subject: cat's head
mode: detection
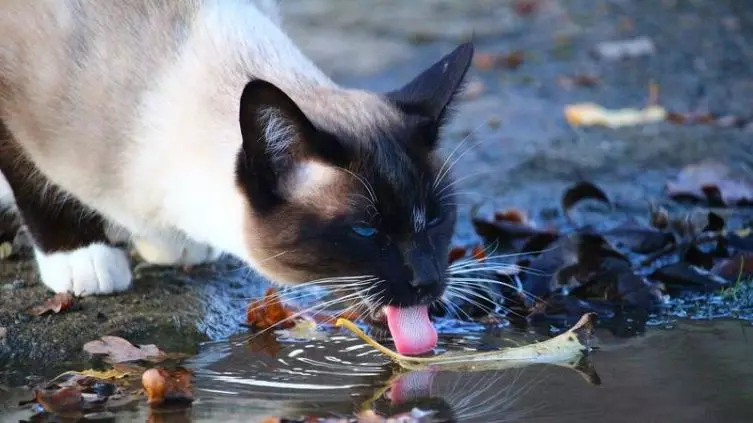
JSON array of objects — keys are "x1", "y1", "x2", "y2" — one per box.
[{"x1": 235, "y1": 43, "x2": 473, "y2": 317}]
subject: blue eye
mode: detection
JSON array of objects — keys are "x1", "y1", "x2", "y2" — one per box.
[
  {"x1": 351, "y1": 224, "x2": 378, "y2": 237},
  {"x1": 428, "y1": 214, "x2": 442, "y2": 227}
]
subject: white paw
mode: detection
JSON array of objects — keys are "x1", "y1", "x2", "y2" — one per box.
[
  {"x1": 34, "y1": 243, "x2": 133, "y2": 296},
  {"x1": 133, "y1": 237, "x2": 222, "y2": 266}
]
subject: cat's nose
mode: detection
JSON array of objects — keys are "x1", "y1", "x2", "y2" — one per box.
[{"x1": 409, "y1": 277, "x2": 439, "y2": 288}]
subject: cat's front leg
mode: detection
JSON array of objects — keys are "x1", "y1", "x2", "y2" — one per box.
[
  {"x1": 0, "y1": 157, "x2": 132, "y2": 296},
  {"x1": 132, "y1": 235, "x2": 223, "y2": 267}
]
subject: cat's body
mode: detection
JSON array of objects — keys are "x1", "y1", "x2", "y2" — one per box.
[{"x1": 0, "y1": 0, "x2": 472, "y2": 354}]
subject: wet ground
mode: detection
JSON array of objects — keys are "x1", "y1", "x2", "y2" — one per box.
[{"x1": 2, "y1": 0, "x2": 753, "y2": 421}]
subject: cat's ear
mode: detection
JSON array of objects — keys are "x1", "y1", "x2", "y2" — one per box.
[
  {"x1": 386, "y1": 42, "x2": 474, "y2": 133},
  {"x1": 237, "y1": 79, "x2": 350, "y2": 211}
]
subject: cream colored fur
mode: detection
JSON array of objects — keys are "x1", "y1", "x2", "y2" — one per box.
[{"x1": 0, "y1": 0, "x2": 401, "y2": 295}]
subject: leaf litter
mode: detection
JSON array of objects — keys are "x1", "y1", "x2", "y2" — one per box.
[{"x1": 27, "y1": 292, "x2": 75, "y2": 316}]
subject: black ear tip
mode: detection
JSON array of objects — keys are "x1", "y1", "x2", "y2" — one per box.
[{"x1": 443, "y1": 42, "x2": 474, "y2": 72}]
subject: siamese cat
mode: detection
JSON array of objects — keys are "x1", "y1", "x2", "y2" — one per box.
[{"x1": 0, "y1": 0, "x2": 473, "y2": 355}]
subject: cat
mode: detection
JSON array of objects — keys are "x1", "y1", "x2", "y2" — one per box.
[{"x1": 0, "y1": 0, "x2": 473, "y2": 354}]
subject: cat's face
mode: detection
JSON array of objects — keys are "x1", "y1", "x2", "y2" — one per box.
[{"x1": 235, "y1": 43, "x2": 473, "y2": 313}]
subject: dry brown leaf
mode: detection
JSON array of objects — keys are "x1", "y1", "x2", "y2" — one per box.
[
  {"x1": 666, "y1": 161, "x2": 753, "y2": 206},
  {"x1": 448, "y1": 246, "x2": 467, "y2": 264},
  {"x1": 712, "y1": 252, "x2": 753, "y2": 281},
  {"x1": 513, "y1": 0, "x2": 540, "y2": 16},
  {"x1": 558, "y1": 74, "x2": 601, "y2": 90},
  {"x1": 141, "y1": 367, "x2": 194, "y2": 407},
  {"x1": 34, "y1": 386, "x2": 83, "y2": 415},
  {"x1": 494, "y1": 208, "x2": 529, "y2": 224},
  {"x1": 565, "y1": 103, "x2": 666, "y2": 128},
  {"x1": 28, "y1": 292, "x2": 75, "y2": 316},
  {"x1": 472, "y1": 50, "x2": 525, "y2": 71},
  {"x1": 83, "y1": 336, "x2": 164, "y2": 364},
  {"x1": 246, "y1": 288, "x2": 295, "y2": 329}
]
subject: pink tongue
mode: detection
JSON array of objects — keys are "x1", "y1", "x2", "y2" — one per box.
[{"x1": 384, "y1": 305, "x2": 438, "y2": 355}]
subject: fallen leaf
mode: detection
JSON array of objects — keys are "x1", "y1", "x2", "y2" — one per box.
[
  {"x1": 471, "y1": 245, "x2": 486, "y2": 260},
  {"x1": 28, "y1": 292, "x2": 75, "y2": 316},
  {"x1": 711, "y1": 252, "x2": 753, "y2": 281},
  {"x1": 592, "y1": 36, "x2": 656, "y2": 61},
  {"x1": 246, "y1": 288, "x2": 295, "y2": 330},
  {"x1": 565, "y1": 103, "x2": 667, "y2": 128},
  {"x1": 448, "y1": 246, "x2": 467, "y2": 264},
  {"x1": 336, "y1": 313, "x2": 597, "y2": 372},
  {"x1": 472, "y1": 50, "x2": 524, "y2": 70},
  {"x1": 649, "y1": 202, "x2": 670, "y2": 230},
  {"x1": 141, "y1": 367, "x2": 194, "y2": 407},
  {"x1": 34, "y1": 386, "x2": 83, "y2": 415},
  {"x1": 666, "y1": 161, "x2": 753, "y2": 206},
  {"x1": 558, "y1": 74, "x2": 600, "y2": 89},
  {"x1": 650, "y1": 262, "x2": 730, "y2": 295},
  {"x1": 513, "y1": 0, "x2": 540, "y2": 16},
  {"x1": 602, "y1": 221, "x2": 675, "y2": 254},
  {"x1": 494, "y1": 208, "x2": 528, "y2": 224},
  {"x1": 666, "y1": 111, "x2": 716, "y2": 125},
  {"x1": 561, "y1": 181, "x2": 612, "y2": 217},
  {"x1": 83, "y1": 336, "x2": 164, "y2": 364},
  {"x1": 78, "y1": 368, "x2": 134, "y2": 380},
  {"x1": 0, "y1": 241, "x2": 13, "y2": 260}
]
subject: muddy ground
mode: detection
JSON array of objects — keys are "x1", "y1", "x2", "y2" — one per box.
[{"x1": 2, "y1": 0, "x2": 753, "y2": 383}]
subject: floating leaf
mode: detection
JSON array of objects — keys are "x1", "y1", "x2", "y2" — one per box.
[
  {"x1": 561, "y1": 181, "x2": 611, "y2": 216},
  {"x1": 335, "y1": 313, "x2": 597, "y2": 372},
  {"x1": 28, "y1": 292, "x2": 75, "y2": 316},
  {"x1": 34, "y1": 386, "x2": 83, "y2": 415},
  {"x1": 83, "y1": 336, "x2": 164, "y2": 364},
  {"x1": 246, "y1": 288, "x2": 295, "y2": 330},
  {"x1": 141, "y1": 367, "x2": 194, "y2": 407}
]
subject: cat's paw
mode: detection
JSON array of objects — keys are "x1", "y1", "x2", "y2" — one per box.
[
  {"x1": 133, "y1": 237, "x2": 222, "y2": 267},
  {"x1": 34, "y1": 243, "x2": 133, "y2": 296}
]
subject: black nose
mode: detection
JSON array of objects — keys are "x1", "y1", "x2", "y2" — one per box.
[{"x1": 409, "y1": 278, "x2": 439, "y2": 288}]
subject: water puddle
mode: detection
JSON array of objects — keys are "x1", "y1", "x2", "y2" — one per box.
[{"x1": 3, "y1": 317, "x2": 751, "y2": 422}]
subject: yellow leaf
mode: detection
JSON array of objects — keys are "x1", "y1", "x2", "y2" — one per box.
[{"x1": 79, "y1": 368, "x2": 133, "y2": 380}]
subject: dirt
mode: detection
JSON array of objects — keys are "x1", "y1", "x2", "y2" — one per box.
[{"x1": 2, "y1": 0, "x2": 753, "y2": 386}]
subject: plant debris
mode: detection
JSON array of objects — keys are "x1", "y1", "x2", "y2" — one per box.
[
  {"x1": 27, "y1": 292, "x2": 75, "y2": 316},
  {"x1": 592, "y1": 36, "x2": 656, "y2": 60},
  {"x1": 83, "y1": 336, "x2": 165, "y2": 364},
  {"x1": 0, "y1": 327, "x2": 6, "y2": 343},
  {"x1": 472, "y1": 50, "x2": 525, "y2": 70},
  {"x1": 558, "y1": 74, "x2": 600, "y2": 89},
  {"x1": 666, "y1": 161, "x2": 753, "y2": 206},
  {"x1": 22, "y1": 371, "x2": 139, "y2": 418},
  {"x1": 141, "y1": 367, "x2": 194, "y2": 407},
  {"x1": 564, "y1": 102, "x2": 667, "y2": 128},
  {"x1": 247, "y1": 287, "x2": 295, "y2": 329},
  {"x1": 712, "y1": 252, "x2": 753, "y2": 281},
  {"x1": 561, "y1": 181, "x2": 612, "y2": 218},
  {"x1": 336, "y1": 313, "x2": 596, "y2": 372}
]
